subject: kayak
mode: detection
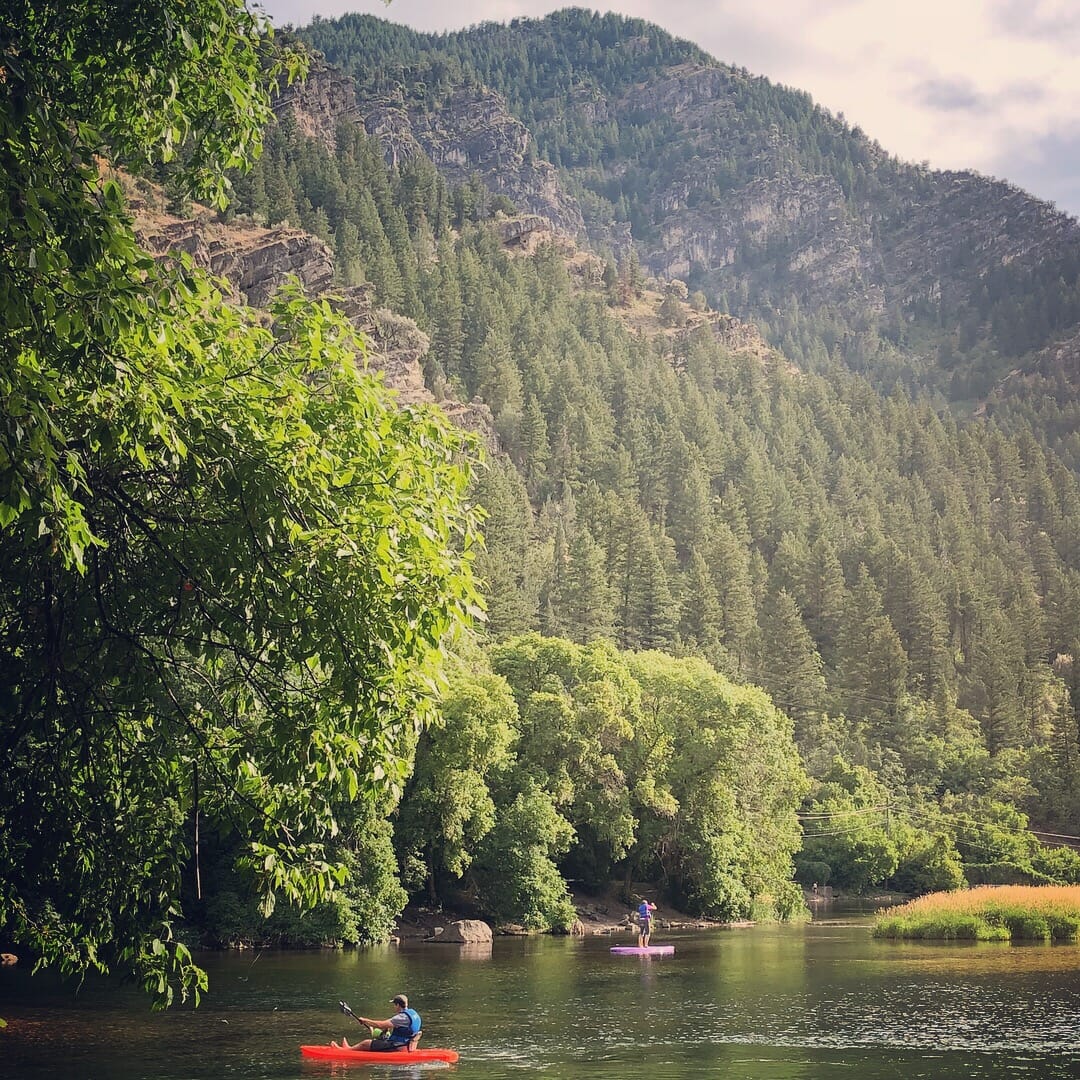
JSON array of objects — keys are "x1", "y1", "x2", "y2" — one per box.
[
  {"x1": 610, "y1": 945, "x2": 675, "y2": 956},
  {"x1": 301, "y1": 1045, "x2": 460, "y2": 1063}
]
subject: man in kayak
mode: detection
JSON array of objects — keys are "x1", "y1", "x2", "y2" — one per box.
[
  {"x1": 332, "y1": 994, "x2": 422, "y2": 1052},
  {"x1": 637, "y1": 899, "x2": 657, "y2": 947}
]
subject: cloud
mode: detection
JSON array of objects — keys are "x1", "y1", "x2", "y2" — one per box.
[
  {"x1": 913, "y1": 78, "x2": 989, "y2": 115},
  {"x1": 991, "y1": 0, "x2": 1080, "y2": 43},
  {"x1": 992, "y1": 125, "x2": 1080, "y2": 215}
]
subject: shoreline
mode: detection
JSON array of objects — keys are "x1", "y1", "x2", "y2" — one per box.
[{"x1": 395, "y1": 889, "x2": 757, "y2": 940}]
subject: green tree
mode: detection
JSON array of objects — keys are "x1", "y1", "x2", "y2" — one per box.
[
  {"x1": 397, "y1": 660, "x2": 517, "y2": 904},
  {"x1": 1, "y1": 3, "x2": 481, "y2": 1007},
  {"x1": 471, "y1": 781, "x2": 577, "y2": 930},
  {"x1": 629, "y1": 652, "x2": 807, "y2": 918},
  {"x1": 757, "y1": 589, "x2": 828, "y2": 744},
  {"x1": 796, "y1": 759, "x2": 898, "y2": 892},
  {"x1": 554, "y1": 527, "x2": 618, "y2": 643}
]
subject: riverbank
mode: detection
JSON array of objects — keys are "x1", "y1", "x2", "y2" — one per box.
[{"x1": 394, "y1": 887, "x2": 745, "y2": 940}]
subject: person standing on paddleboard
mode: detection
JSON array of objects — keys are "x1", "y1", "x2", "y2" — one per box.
[
  {"x1": 637, "y1": 899, "x2": 657, "y2": 947},
  {"x1": 332, "y1": 994, "x2": 421, "y2": 1052}
]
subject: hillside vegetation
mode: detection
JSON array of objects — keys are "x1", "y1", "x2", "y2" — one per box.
[
  {"x1": 8, "y1": 4, "x2": 1080, "y2": 1010},
  {"x1": 227, "y1": 75, "x2": 1080, "y2": 914},
  {"x1": 301, "y1": 9, "x2": 1080, "y2": 403}
]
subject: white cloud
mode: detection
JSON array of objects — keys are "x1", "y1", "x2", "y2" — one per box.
[{"x1": 257, "y1": 0, "x2": 1080, "y2": 216}]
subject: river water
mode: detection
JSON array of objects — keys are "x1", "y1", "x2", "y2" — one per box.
[{"x1": 3, "y1": 909, "x2": 1080, "y2": 1079}]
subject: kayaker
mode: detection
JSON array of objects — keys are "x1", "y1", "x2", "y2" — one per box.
[
  {"x1": 332, "y1": 994, "x2": 422, "y2": 1052},
  {"x1": 637, "y1": 899, "x2": 657, "y2": 947}
]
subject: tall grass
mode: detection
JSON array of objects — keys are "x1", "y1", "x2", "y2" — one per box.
[{"x1": 873, "y1": 885, "x2": 1080, "y2": 942}]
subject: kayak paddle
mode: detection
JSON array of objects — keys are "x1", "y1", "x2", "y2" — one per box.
[
  {"x1": 339, "y1": 1000, "x2": 364, "y2": 1026},
  {"x1": 339, "y1": 1000, "x2": 380, "y2": 1039}
]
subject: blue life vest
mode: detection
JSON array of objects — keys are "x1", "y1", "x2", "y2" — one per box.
[
  {"x1": 388, "y1": 1008, "x2": 422, "y2": 1045},
  {"x1": 638, "y1": 902, "x2": 652, "y2": 920}
]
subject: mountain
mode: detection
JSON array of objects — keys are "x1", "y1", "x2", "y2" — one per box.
[
  {"x1": 200, "y1": 12, "x2": 1080, "y2": 890},
  {"x1": 299, "y1": 9, "x2": 1080, "y2": 402}
]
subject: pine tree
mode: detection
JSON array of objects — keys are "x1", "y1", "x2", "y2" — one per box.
[
  {"x1": 837, "y1": 566, "x2": 910, "y2": 737},
  {"x1": 704, "y1": 519, "x2": 758, "y2": 672},
  {"x1": 429, "y1": 247, "x2": 465, "y2": 383},
  {"x1": 624, "y1": 531, "x2": 680, "y2": 651},
  {"x1": 963, "y1": 609, "x2": 1025, "y2": 754},
  {"x1": 555, "y1": 527, "x2": 617, "y2": 642},
  {"x1": 681, "y1": 549, "x2": 723, "y2": 650},
  {"x1": 757, "y1": 588, "x2": 827, "y2": 747},
  {"x1": 474, "y1": 459, "x2": 540, "y2": 637}
]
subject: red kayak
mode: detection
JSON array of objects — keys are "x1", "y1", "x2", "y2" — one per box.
[{"x1": 301, "y1": 1044, "x2": 459, "y2": 1064}]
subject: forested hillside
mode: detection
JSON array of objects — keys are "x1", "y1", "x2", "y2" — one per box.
[
  {"x1": 226, "y1": 61, "x2": 1080, "y2": 915},
  {"x1": 299, "y1": 10, "x2": 1080, "y2": 402}
]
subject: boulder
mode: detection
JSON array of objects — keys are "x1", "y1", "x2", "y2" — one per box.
[
  {"x1": 436, "y1": 919, "x2": 493, "y2": 944},
  {"x1": 497, "y1": 923, "x2": 530, "y2": 936}
]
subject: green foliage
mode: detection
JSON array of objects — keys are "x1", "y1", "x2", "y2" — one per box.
[
  {"x1": 626, "y1": 652, "x2": 807, "y2": 917},
  {"x1": 93, "y1": 5, "x2": 1080, "y2": 927},
  {"x1": 889, "y1": 829, "x2": 966, "y2": 895},
  {"x1": 0, "y1": 2, "x2": 481, "y2": 1007},
  {"x1": 396, "y1": 654, "x2": 517, "y2": 901},
  {"x1": 1031, "y1": 845, "x2": 1080, "y2": 884},
  {"x1": 242, "y1": 98, "x2": 1080, "y2": 861},
  {"x1": 874, "y1": 912, "x2": 1011, "y2": 941},
  {"x1": 796, "y1": 758, "x2": 899, "y2": 892},
  {"x1": 397, "y1": 635, "x2": 805, "y2": 926},
  {"x1": 472, "y1": 781, "x2": 578, "y2": 931},
  {"x1": 963, "y1": 863, "x2": 1057, "y2": 887},
  {"x1": 874, "y1": 887, "x2": 1080, "y2": 941},
  {"x1": 490, "y1": 634, "x2": 640, "y2": 876}
]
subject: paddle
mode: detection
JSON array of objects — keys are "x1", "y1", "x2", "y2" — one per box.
[{"x1": 339, "y1": 1001, "x2": 380, "y2": 1040}]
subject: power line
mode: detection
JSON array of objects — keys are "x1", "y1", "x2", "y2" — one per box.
[
  {"x1": 797, "y1": 805, "x2": 889, "y2": 819},
  {"x1": 1030, "y1": 828, "x2": 1080, "y2": 842},
  {"x1": 898, "y1": 805, "x2": 1080, "y2": 856}
]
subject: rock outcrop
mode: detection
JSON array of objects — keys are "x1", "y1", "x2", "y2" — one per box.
[
  {"x1": 589, "y1": 58, "x2": 1080, "y2": 325},
  {"x1": 429, "y1": 919, "x2": 493, "y2": 944},
  {"x1": 131, "y1": 201, "x2": 497, "y2": 439},
  {"x1": 360, "y1": 87, "x2": 586, "y2": 241},
  {"x1": 270, "y1": 66, "x2": 585, "y2": 239},
  {"x1": 136, "y1": 217, "x2": 335, "y2": 307},
  {"x1": 271, "y1": 57, "x2": 359, "y2": 151}
]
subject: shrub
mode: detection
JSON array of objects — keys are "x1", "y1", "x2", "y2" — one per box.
[
  {"x1": 963, "y1": 862, "x2": 1055, "y2": 886},
  {"x1": 872, "y1": 885, "x2": 1080, "y2": 941},
  {"x1": 890, "y1": 833, "x2": 965, "y2": 895}
]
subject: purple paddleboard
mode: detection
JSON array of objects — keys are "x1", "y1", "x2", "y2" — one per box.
[{"x1": 609, "y1": 945, "x2": 675, "y2": 955}]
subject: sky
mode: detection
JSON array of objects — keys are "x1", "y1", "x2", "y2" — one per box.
[{"x1": 256, "y1": 0, "x2": 1080, "y2": 219}]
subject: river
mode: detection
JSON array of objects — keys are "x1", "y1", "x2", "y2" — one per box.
[{"x1": 3, "y1": 908, "x2": 1079, "y2": 1079}]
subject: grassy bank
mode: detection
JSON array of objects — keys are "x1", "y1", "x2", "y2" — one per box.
[{"x1": 873, "y1": 885, "x2": 1080, "y2": 942}]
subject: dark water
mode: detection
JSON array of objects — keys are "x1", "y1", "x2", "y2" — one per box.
[{"x1": 3, "y1": 911, "x2": 1080, "y2": 1079}]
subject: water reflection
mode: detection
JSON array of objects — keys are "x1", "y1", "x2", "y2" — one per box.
[{"x1": 450, "y1": 942, "x2": 493, "y2": 961}]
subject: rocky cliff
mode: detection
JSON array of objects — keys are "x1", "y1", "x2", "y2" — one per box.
[
  {"x1": 594, "y1": 58, "x2": 1080, "y2": 327},
  {"x1": 381, "y1": 85, "x2": 584, "y2": 239},
  {"x1": 128, "y1": 186, "x2": 496, "y2": 437},
  {"x1": 272, "y1": 58, "x2": 585, "y2": 240},
  {"x1": 271, "y1": 56, "x2": 360, "y2": 151}
]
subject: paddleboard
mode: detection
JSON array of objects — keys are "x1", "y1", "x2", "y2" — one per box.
[{"x1": 609, "y1": 945, "x2": 675, "y2": 955}]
